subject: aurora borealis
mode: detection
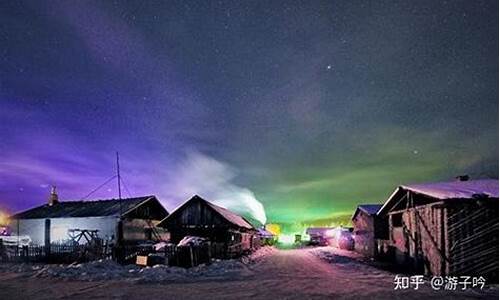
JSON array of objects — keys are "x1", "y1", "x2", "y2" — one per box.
[{"x1": 0, "y1": 1, "x2": 498, "y2": 226}]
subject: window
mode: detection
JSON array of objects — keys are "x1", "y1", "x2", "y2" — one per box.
[
  {"x1": 144, "y1": 228, "x2": 153, "y2": 240},
  {"x1": 392, "y1": 213, "x2": 403, "y2": 227}
]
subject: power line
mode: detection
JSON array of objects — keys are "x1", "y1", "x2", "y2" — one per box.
[
  {"x1": 120, "y1": 176, "x2": 133, "y2": 198},
  {"x1": 79, "y1": 175, "x2": 117, "y2": 201}
]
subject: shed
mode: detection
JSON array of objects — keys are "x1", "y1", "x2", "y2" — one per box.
[
  {"x1": 351, "y1": 204, "x2": 383, "y2": 257},
  {"x1": 10, "y1": 192, "x2": 169, "y2": 246},
  {"x1": 377, "y1": 179, "x2": 498, "y2": 279},
  {"x1": 158, "y1": 195, "x2": 257, "y2": 254},
  {"x1": 257, "y1": 228, "x2": 276, "y2": 245}
]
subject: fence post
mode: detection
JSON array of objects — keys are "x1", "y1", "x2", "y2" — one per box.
[
  {"x1": 0, "y1": 239, "x2": 5, "y2": 261},
  {"x1": 44, "y1": 219, "x2": 51, "y2": 261},
  {"x1": 189, "y1": 246, "x2": 194, "y2": 268},
  {"x1": 207, "y1": 242, "x2": 211, "y2": 264}
]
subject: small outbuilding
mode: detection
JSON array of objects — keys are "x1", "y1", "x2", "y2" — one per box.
[
  {"x1": 257, "y1": 228, "x2": 276, "y2": 245},
  {"x1": 351, "y1": 204, "x2": 383, "y2": 257},
  {"x1": 377, "y1": 179, "x2": 498, "y2": 279},
  {"x1": 158, "y1": 195, "x2": 257, "y2": 255},
  {"x1": 10, "y1": 189, "x2": 169, "y2": 247}
]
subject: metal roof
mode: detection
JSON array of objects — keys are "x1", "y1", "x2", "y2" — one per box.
[{"x1": 11, "y1": 195, "x2": 159, "y2": 219}]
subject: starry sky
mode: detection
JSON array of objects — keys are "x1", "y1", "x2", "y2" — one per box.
[{"x1": 0, "y1": 1, "x2": 498, "y2": 226}]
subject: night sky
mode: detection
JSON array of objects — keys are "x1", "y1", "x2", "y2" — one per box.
[{"x1": 0, "y1": 1, "x2": 498, "y2": 226}]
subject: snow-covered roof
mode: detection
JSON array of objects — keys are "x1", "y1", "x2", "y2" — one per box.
[
  {"x1": 378, "y1": 179, "x2": 499, "y2": 216},
  {"x1": 204, "y1": 199, "x2": 255, "y2": 230},
  {"x1": 159, "y1": 195, "x2": 255, "y2": 230},
  {"x1": 11, "y1": 195, "x2": 166, "y2": 219},
  {"x1": 352, "y1": 204, "x2": 382, "y2": 220},
  {"x1": 257, "y1": 228, "x2": 275, "y2": 237},
  {"x1": 401, "y1": 179, "x2": 498, "y2": 199}
]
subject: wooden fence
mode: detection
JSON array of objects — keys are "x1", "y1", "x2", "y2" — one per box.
[
  {"x1": 1, "y1": 239, "x2": 253, "y2": 268},
  {"x1": 0, "y1": 240, "x2": 112, "y2": 264}
]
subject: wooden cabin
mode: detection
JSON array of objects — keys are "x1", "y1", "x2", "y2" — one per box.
[
  {"x1": 376, "y1": 179, "x2": 498, "y2": 280},
  {"x1": 351, "y1": 204, "x2": 383, "y2": 257},
  {"x1": 158, "y1": 195, "x2": 257, "y2": 255},
  {"x1": 10, "y1": 190, "x2": 169, "y2": 246}
]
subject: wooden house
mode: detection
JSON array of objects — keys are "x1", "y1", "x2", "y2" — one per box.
[
  {"x1": 10, "y1": 189, "x2": 169, "y2": 247},
  {"x1": 376, "y1": 179, "x2": 498, "y2": 279},
  {"x1": 351, "y1": 204, "x2": 383, "y2": 257},
  {"x1": 158, "y1": 195, "x2": 257, "y2": 254}
]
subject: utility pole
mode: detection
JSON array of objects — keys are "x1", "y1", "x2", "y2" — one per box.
[
  {"x1": 115, "y1": 151, "x2": 124, "y2": 263},
  {"x1": 116, "y1": 152, "x2": 122, "y2": 216}
]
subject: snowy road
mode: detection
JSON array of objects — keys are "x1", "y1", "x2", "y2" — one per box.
[{"x1": 0, "y1": 247, "x2": 497, "y2": 299}]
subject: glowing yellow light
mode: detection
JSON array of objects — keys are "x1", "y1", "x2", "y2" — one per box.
[
  {"x1": 0, "y1": 211, "x2": 9, "y2": 226},
  {"x1": 265, "y1": 223, "x2": 281, "y2": 236}
]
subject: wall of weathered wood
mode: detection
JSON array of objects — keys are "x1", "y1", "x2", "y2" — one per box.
[
  {"x1": 353, "y1": 211, "x2": 376, "y2": 257},
  {"x1": 388, "y1": 205, "x2": 446, "y2": 275},
  {"x1": 385, "y1": 198, "x2": 498, "y2": 278},
  {"x1": 121, "y1": 218, "x2": 169, "y2": 242},
  {"x1": 445, "y1": 200, "x2": 498, "y2": 280}
]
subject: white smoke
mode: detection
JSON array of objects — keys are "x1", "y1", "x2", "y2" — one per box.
[{"x1": 169, "y1": 151, "x2": 267, "y2": 225}]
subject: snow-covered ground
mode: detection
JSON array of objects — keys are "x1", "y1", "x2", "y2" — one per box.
[
  {"x1": 0, "y1": 246, "x2": 277, "y2": 282},
  {"x1": 0, "y1": 246, "x2": 497, "y2": 299}
]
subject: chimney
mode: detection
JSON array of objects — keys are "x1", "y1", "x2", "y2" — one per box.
[
  {"x1": 455, "y1": 175, "x2": 470, "y2": 182},
  {"x1": 48, "y1": 185, "x2": 59, "y2": 206}
]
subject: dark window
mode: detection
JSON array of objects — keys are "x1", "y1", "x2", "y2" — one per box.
[
  {"x1": 392, "y1": 213, "x2": 403, "y2": 227},
  {"x1": 144, "y1": 228, "x2": 153, "y2": 240}
]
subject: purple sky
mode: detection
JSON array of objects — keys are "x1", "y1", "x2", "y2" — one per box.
[{"x1": 0, "y1": 1, "x2": 498, "y2": 224}]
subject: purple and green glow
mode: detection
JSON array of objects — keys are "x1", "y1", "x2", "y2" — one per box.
[{"x1": 0, "y1": 1, "x2": 498, "y2": 227}]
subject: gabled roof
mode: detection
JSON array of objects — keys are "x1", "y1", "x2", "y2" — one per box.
[
  {"x1": 352, "y1": 204, "x2": 382, "y2": 220},
  {"x1": 257, "y1": 228, "x2": 275, "y2": 238},
  {"x1": 401, "y1": 179, "x2": 498, "y2": 200},
  {"x1": 159, "y1": 195, "x2": 255, "y2": 230},
  {"x1": 378, "y1": 179, "x2": 499, "y2": 216},
  {"x1": 11, "y1": 195, "x2": 165, "y2": 219}
]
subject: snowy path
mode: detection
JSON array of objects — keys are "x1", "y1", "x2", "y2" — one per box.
[{"x1": 0, "y1": 248, "x2": 497, "y2": 300}]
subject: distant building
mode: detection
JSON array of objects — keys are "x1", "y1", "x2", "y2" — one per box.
[
  {"x1": 158, "y1": 195, "x2": 258, "y2": 254},
  {"x1": 351, "y1": 204, "x2": 384, "y2": 257},
  {"x1": 377, "y1": 179, "x2": 498, "y2": 279},
  {"x1": 257, "y1": 228, "x2": 276, "y2": 245},
  {"x1": 10, "y1": 189, "x2": 169, "y2": 246},
  {"x1": 305, "y1": 227, "x2": 335, "y2": 246}
]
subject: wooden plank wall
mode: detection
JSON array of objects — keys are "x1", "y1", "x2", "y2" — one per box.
[
  {"x1": 353, "y1": 212, "x2": 376, "y2": 257},
  {"x1": 446, "y1": 201, "x2": 498, "y2": 280}
]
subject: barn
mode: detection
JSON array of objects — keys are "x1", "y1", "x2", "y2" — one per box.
[
  {"x1": 376, "y1": 179, "x2": 498, "y2": 279},
  {"x1": 351, "y1": 204, "x2": 384, "y2": 257},
  {"x1": 10, "y1": 188, "x2": 169, "y2": 247},
  {"x1": 158, "y1": 195, "x2": 258, "y2": 255}
]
